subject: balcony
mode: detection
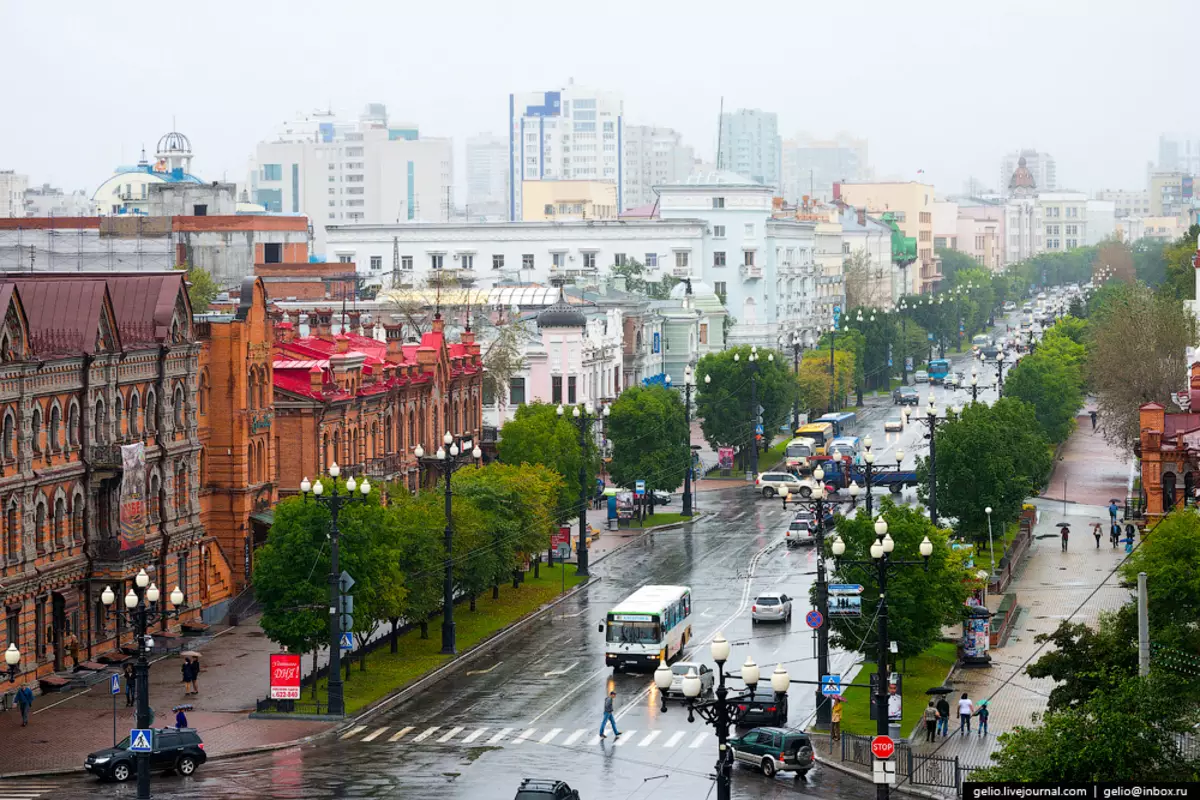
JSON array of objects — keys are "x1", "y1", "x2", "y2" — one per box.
[
  {"x1": 365, "y1": 455, "x2": 403, "y2": 479},
  {"x1": 740, "y1": 264, "x2": 763, "y2": 280},
  {"x1": 89, "y1": 445, "x2": 123, "y2": 471}
]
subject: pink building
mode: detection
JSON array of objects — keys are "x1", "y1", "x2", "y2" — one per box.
[{"x1": 955, "y1": 206, "x2": 1006, "y2": 271}]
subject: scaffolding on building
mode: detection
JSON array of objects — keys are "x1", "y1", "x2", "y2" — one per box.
[{"x1": 0, "y1": 218, "x2": 176, "y2": 273}]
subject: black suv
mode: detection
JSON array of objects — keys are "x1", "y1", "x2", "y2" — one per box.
[
  {"x1": 893, "y1": 386, "x2": 919, "y2": 406},
  {"x1": 736, "y1": 686, "x2": 789, "y2": 727},
  {"x1": 85, "y1": 728, "x2": 207, "y2": 782},
  {"x1": 515, "y1": 779, "x2": 580, "y2": 799}
]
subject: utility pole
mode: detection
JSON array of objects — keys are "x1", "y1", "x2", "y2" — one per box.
[{"x1": 1138, "y1": 572, "x2": 1150, "y2": 677}]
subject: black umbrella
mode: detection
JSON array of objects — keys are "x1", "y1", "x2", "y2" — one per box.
[
  {"x1": 1055, "y1": 522, "x2": 1071, "y2": 528},
  {"x1": 925, "y1": 686, "x2": 954, "y2": 695}
]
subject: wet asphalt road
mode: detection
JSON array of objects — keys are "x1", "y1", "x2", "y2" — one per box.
[{"x1": 31, "y1": 336, "x2": 1004, "y2": 800}]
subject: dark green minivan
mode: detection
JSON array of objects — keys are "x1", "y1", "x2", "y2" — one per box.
[{"x1": 728, "y1": 726, "x2": 814, "y2": 778}]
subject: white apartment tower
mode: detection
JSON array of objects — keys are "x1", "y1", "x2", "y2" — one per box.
[
  {"x1": 251, "y1": 104, "x2": 453, "y2": 253},
  {"x1": 465, "y1": 133, "x2": 509, "y2": 218},
  {"x1": 717, "y1": 109, "x2": 781, "y2": 191},
  {"x1": 508, "y1": 83, "x2": 624, "y2": 221},
  {"x1": 622, "y1": 126, "x2": 695, "y2": 211},
  {"x1": 0, "y1": 171, "x2": 29, "y2": 218}
]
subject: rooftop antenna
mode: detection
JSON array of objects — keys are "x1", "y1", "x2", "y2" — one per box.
[
  {"x1": 716, "y1": 96, "x2": 724, "y2": 171},
  {"x1": 465, "y1": 289, "x2": 472, "y2": 332},
  {"x1": 391, "y1": 235, "x2": 400, "y2": 289},
  {"x1": 434, "y1": 270, "x2": 443, "y2": 320}
]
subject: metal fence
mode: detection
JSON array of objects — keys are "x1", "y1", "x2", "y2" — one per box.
[
  {"x1": 255, "y1": 698, "x2": 333, "y2": 715},
  {"x1": 832, "y1": 733, "x2": 981, "y2": 797}
]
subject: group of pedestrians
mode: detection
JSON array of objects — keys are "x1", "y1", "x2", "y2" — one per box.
[{"x1": 924, "y1": 693, "x2": 990, "y2": 741}]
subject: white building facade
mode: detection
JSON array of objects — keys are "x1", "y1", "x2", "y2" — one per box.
[
  {"x1": 0, "y1": 171, "x2": 28, "y2": 218},
  {"x1": 622, "y1": 125, "x2": 695, "y2": 211},
  {"x1": 1005, "y1": 199, "x2": 1041, "y2": 264},
  {"x1": 508, "y1": 84, "x2": 623, "y2": 221},
  {"x1": 1085, "y1": 200, "x2": 1115, "y2": 246},
  {"x1": 717, "y1": 109, "x2": 781, "y2": 191},
  {"x1": 1037, "y1": 192, "x2": 1088, "y2": 252},
  {"x1": 465, "y1": 133, "x2": 508, "y2": 219},
  {"x1": 23, "y1": 184, "x2": 91, "y2": 218}
]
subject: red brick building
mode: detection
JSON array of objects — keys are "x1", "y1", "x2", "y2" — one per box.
[{"x1": 1137, "y1": 362, "x2": 1200, "y2": 519}]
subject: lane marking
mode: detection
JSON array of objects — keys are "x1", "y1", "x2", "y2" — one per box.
[
  {"x1": 538, "y1": 727, "x2": 562, "y2": 744},
  {"x1": 339, "y1": 725, "x2": 366, "y2": 740},
  {"x1": 436, "y1": 726, "x2": 464, "y2": 743},
  {"x1": 411, "y1": 726, "x2": 440, "y2": 743},
  {"x1": 614, "y1": 730, "x2": 636, "y2": 746},
  {"x1": 544, "y1": 661, "x2": 579, "y2": 677},
  {"x1": 664, "y1": 731, "x2": 685, "y2": 748},
  {"x1": 465, "y1": 661, "x2": 503, "y2": 676},
  {"x1": 689, "y1": 731, "x2": 708, "y2": 748},
  {"x1": 387, "y1": 726, "x2": 414, "y2": 742},
  {"x1": 527, "y1": 664, "x2": 611, "y2": 725},
  {"x1": 638, "y1": 730, "x2": 661, "y2": 747},
  {"x1": 563, "y1": 729, "x2": 586, "y2": 746},
  {"x1": 559, "y1": 610, "x2": 586, "y2": 618},
  {"x1": 361, "y1": 726, "x2": 390, "y2": 742},
  {"x1": 512, "y1": 728, "x2": 536, "y2": 744},
  {"x1": 462, "y1": 728, "x2": 486, "y2": 744},
  {"x1": 486, "y1": 727, "x2": 512, "y2": 745}
]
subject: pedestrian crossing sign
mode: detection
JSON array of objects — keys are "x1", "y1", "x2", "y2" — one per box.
[
  {"x1": 340, "y1": 632, "x2": 355, "y2": 651},
  {"x1": 821, "y1": 675, "x2": 841, "y2": 697},
  {"x1": 129, "y1": 729, "x2": 153, "y2": 753}
]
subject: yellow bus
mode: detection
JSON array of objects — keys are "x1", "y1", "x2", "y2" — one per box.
[{"x1": 795, "y1": 422, "x2": 835, "y2": 455}]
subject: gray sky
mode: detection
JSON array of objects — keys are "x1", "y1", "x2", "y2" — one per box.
[{"x1": 4, "y1": 0, "x2": 1197, "y2": 197}]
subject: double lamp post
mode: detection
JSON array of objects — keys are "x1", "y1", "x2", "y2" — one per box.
[
  {"x1": 559, "y1": 403, "x2": 607, "y2": 577},
  {"x1": 904, "y1": 398, "x2": 960, "y2": 528},
  {"x1": 666, "y1": 368, "x2": 698, "y2": 518},
  {"x1": 734, "y1": 346, "x2": 772, "y2": 475}
]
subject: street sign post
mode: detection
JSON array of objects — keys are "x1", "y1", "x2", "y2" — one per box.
[
  {"x1": 871, "y1": 734, "x2": 895, "y2": 760},
  {"x1": 339, "y1": 571, "x2": 356, "y2": 594},
  {"x1": 828, "y1": 584, "x2": 864, "y2": 594},
  {"x1": 821, "y1": 674, "x2": 841, "y2": 697},
  {"x1": 110, "y1": 672, "x2": 121, "y2": 746},
  {"x1": 805, "y1": 609, "x2": 824, "y2": 629},
  {"x1": 755, "y1": 423, "x2": 764, "y2": 435},
  {"x1": 340, "y1": 632, "x2": 354, "y2": 651},
  {"x1": 129, "y1": 729, "x2": 154, "y2": 753},
  {"x1": 634, "y1": 480, "x2": 645, "y2": 497}
]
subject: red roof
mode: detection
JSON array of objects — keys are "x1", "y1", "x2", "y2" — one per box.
[{"x1": 11, "y1": 279, "x2": 114, "y2": 356}]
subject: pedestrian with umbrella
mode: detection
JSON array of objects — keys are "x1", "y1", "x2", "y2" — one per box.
[
  {"x1": 173, "y1": 703, "x2": 192, "y2": 729},
  {"x1": 1057, "y1": 522, "x2": 1070, "y2": 552}
]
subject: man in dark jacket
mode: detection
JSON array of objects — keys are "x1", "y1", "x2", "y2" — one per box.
[
  {"x1": 15, "y1": 684, "x2": 33, "y2": 727},
  {"x1": 935, "y1": 696, "x2": 951, "y2": 737}
]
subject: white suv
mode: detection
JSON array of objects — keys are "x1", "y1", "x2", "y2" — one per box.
[
  {"x1": 755, "y1": 472, "x2": 815, "y2": 498},
  {"x1": 785, "y1": 518, "x2": 815, "y2": 548}
]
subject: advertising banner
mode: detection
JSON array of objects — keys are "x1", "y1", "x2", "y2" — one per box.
[
  {"x1": 119, "y1": 443, "x2": 147, "y2": 552},
  {"x1": 870, "y1": 672, "x2": 904, "y2": 721},
  {"x1": 717, "y1": 447, "x2": 735, "y2": 470},
  {"x1": 269, "y1": 653, "x2": 302, "y2": 700}
]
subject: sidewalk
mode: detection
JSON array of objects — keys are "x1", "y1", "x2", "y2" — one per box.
[
  {"x1": 0, "y1": 617, "x2": 334, "y2": 776},
  {"x1": 1040, "y1": 411, "x2": 1132, "y2": 508}
]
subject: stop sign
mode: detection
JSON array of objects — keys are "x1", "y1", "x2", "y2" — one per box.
[{"x1": 871, "y1": 735, "x2": 895, "y2": 760}]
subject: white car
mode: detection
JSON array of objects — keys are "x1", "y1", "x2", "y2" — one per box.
[
  {"x1": 884, "y1": 416, "x2": 904, "y2": 432},
  {"x1": 755, "y1": 471, "x2": 816, "y2": 499},
  {"x1": 664, "y1": 661, "x2": 714, "y2": 698},
  {"x1": 785, "y1": 518, "x2": 815, "y2": 548},
  {"x1": 751, "y1": 593, "x2": 793, "y2": 624},
  {"x1": 943, "y1": 373, "x2": 958, "y2": 389},
  {"x1": 914, "y1": 370, "x2": 929, "y2": 383}
]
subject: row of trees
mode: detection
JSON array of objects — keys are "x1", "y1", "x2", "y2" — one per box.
[{"x1": 254, "y1": 463, "x2": 563, "y2": 675}]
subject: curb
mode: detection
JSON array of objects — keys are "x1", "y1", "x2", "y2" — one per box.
[
  {"x1": 585, "y1": 511, "x2": 707, "y2": 568},
  {"x1": 812, "y1": 752, "x2": 950, "y2": 800}
]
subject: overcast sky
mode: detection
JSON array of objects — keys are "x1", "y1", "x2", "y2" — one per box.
[{"x1": 4, "y1": 0, "x2": 1197, "y2": 198}]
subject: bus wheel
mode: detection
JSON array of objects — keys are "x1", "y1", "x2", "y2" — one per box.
[{"x1": 889, "y1": 484, "x2": 903, "y2": 495}]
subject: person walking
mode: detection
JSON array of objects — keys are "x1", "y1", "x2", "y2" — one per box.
[
  {"x1": 181, "y1": 657, "x2": 193, "y2": 695},
  {"x1": 124, "y1": 663, "x2": 136, "y2": 707},
  {"x1": 1111, "y1": 522, "x2": 1121, "y2": 549},
  {"x1": 973, "y1": 699, "x2": 990, "y2": 737},
  {"x1": 1092, "y1": 522, "x2": 1102, "y2": 549},
  {"x1": 830, "y1": 697, "x2": 843, "y2": 745},
  {"x1": 15, "y1": 683, "x2": 33, "y2": 727},
  {"x1": 935, "y1": 695, "x2": 951, "y2": 738},
  {"x1": 957, "y1": 692, "x2": 973, "y2": 736},
  {"x1": 1089, "y1": 410, "x2": 1098, "y2": 431},
  {"x1": 923, "y1": 700, "x2": 938, "y2": 742},
  {"x1": 599, "y1": 690, "x2": 620, "y2": 739},
  {"x1": 1109, "y1": 500, "x2": 1119, "y2": 525},
  {"x1": 1060, "y1": 524, "x2": 1069, "y2": 552},
  {"x1": 1125, "y1": 527, "x2": 1135, "y2": 554},
  {"x1": 175, "y1": 707, "x2": 188, "y2": 729},
  {"x1": 189, "y1": 657, "x2": 200, "y2": 695}
]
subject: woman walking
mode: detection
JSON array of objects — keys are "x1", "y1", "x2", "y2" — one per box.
[
  {"x1": 1060, "y1": 524, "x2": 1069, "y2": 552},
  {"x1": 124, "y1": 663, "x2": 136, "y2": 707},
  {"x1": 1091, "y1": 522, "x2": 1102, "y2": 549},
  {"x1": 957, "y1": 692, "x2": 974, "y2": 736},
  {"x1": 923, "y1": 700, "x2": 939, "y2": 742}
]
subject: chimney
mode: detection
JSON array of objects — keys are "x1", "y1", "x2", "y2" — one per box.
[
  {"x1": 275, "y1": 321, "x2": 295, "y2": 344},
  {"x1": 858, "y1": 208, "x2": 866, "y2": 227},
  {"x1": 417, "y1": 345, "x2": 437, "y2": 374},
  {"x1": 431, "y1": 313, "x2": 445, "y2": 335},
  {"x1": 287, "y1": 309, "x2": 302, "y2": 329},
  {"x1": 309, "y1": 366, "x2": 324, "y2": 394},
  {"x1": 334, "y1": 334, "x2": 350, "y2": 354},
  {"x1": 832, "y1": 183, "x2": 842, "y2": 201},
  {"x1": 383, "y1": 323, "x2": 404, "y2": 359},
  {"x1": 347, "y1": 310, "x2": 362, "y2": 334},
  {"x1": 460, "y1": 328, "x2": 476, "y2": 349},
  {"x1": 314, "y1": 308, "x2": 333, "y2": 340}
]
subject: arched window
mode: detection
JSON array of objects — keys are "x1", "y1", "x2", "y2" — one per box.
[
  {"x1": 247, "y1": 368, "x2": 257, "y2": 411},
  {"x1": 175, "y1": 463, "x2": 188, "y2": 516},
  {"x1": 257, "y1": 442, "x2": 266, "y2": 485},
  {"x1": 259, "y1": 370, "x2": 268, "y2": 409},
  {"x1": 71, "y1": 492, "x2": 83, "y2": 545},
  {"x1": 247, "y1": 443, "x2": 255, "y2": 483},
  {"x1": 408, "y1": 412, "x2": 415, "y2": 452},
  {"x1": 4, "y1": 410, "x2": 16, "y2": 461},
  {"x1": 94, "y1": 398, "x2": 106, "y2": 444},
  {"x1": 199, "y1": 371, "x2": 209, "y2": 416},
  {"x1": 67, "y1": 401, "x2": 80, "y2": 447},
  {"x1": 173, "y1": 384, "x2": 185, "y2": 430},
  {"x1": 54, "y1": 497, "x2": 66, "y2": 549},
  {"x1": 31, "y1": 405, "x2": 43, "y2": 455},
  {"x1": 199, "y1": 449, "x2": 207, "y2": 488},
  {"x1": 34, "y1": 500, "x2": 46, "y2": 555},
  {"x1": 144, "y1": 390, "x2": 157, "y2": 433},
  {"x1": 322, "y1": 433, "x2": 330, "y2": 470},
  {"x1": 332, "y1": 432, "x2": 340, "y2": 468},
  {"x1": 129, "y1": 392, "x2": 140, "y2": 437},
  {"x1": 49, "y1": 404, "x2": 61, "y2": 453},
  {"x1": 5, "y1": 498, "x2": 18, "y2": 561},
  {"x1": 149, "y1": 474, "x2": 161, "y2": 522},
  {"x1": 114, "y1": 394, "x2": 124, "y2": 441}
]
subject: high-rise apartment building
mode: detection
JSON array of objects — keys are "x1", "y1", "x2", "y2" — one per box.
[
  {"x1": 251, "y1": 105, "x2": 453, "y2": 253},
  {"x1": 780, "y1": 133, "x2": 868, "y2": 203},
  {"x1": 999, "y1": 149, "x2": 1056, "y2": 196},
  {"x1": 1158, "y1": 134, "x2": 1200, "y2": 175},
  {"x1": 621, "y1": 125, "x2": 695, "y2": 210},
  {"x1": 465, "y1": 133, "x2": 508, "y2": 219},
  {"x1": 717, "y1": 109, "x2": 781, "y2": 190},
  {"x1": 0, "y1": 171, "x2": 29, "y2": 218},
  {"x1": 508, "y1": 82, "x2": 623, "y2": 221},
  {"x1": 1094, "y1": 188, "x2": 1150, "y2": 218}
]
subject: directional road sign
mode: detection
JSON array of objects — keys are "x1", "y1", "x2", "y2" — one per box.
[
  {"x1": 129, "y1": 729, "x2": 154, "y2": 753},
  {"x1": 820, "y1": 674, "x2": 841, "y2": 697},
  {"x1": 805, "y1": 609, "x2": 824, "y2": 629},
  {"x1": 339, "y1": 570, "x2": 356, "y2": 594},
  {"x1": 871, "y1": 734, "x2": 896, "y2": 760},
  {"x1": 756, "y1": 404, "x2": 765, "y2": 416},
  {"x1": 340, "y1": 632, "x2": 355, "y2": 651},
  {"x1": 110, "y1": 673, "x2": 121, "y2": 695},
  {"x1": 340, "y1": 595, "x2": 354, "y2": 614},
  {"x1": 828, "y1": 584, "x2": 864, "y2": 595},
  {"x1": 339, "y1": 614, "x2": 354, "y2": 633}
]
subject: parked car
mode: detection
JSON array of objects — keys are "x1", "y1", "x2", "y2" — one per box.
[
  {"x1": 883, "y1": 415, "x2": 904, "y2": 432},
  {"x1": 893, "y1": 386, "x2": 919, "y2": 406},
  {"x1": 651, "y1": 490, "x2": 672, "y2": 505},
  {"x1": 729, "y1": 727, "x2": 815, "y2": 778},
  {"x1": 85, "y1": 728, "x2": 207, "y2": 782},
  {"x1": 663, "y1": 661, "x2": 715, "y2": 698},
  {"x1": 913, "y1": 370, "x2": 929, "y2": 383},
  {"x1": 943, "y1": 373, "x2": 957, "y2": 389},
  {"x1": 755, "y1": 471, "x2": 815, "y2": 499},
  {"x1": 785, "y1": 518, "x2": 814, "y2": 548},
  {"x1": 515, "y1": 779, "x2": 581, "y2": 800},
  {"x1": 751, "y1": 592, "x2": 792, "y2": 623},
  {"x1": 736, "y1": 686, "x2": 789, "y2": 727},
  {"x1": 1003, "y1": 301, "x2": 1017, "y2": 311}
]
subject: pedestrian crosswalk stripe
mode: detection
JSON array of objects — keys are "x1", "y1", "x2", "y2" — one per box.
[
  {"x1": 339, "y1": 724, "x2": 366, "y2": 740},
  {"x1": 614, "y1": 730, "x2": 635, "y2": 746},
  {"x1": 487, "y1": 727, "x2": 512, "y2": 744},
  {"x1": 638, "y1": 730, "x2": 660, "y2": 747},
  {"x1": 461, "y1": 728, "x2": 486, "y2": 743},
  {"x1": 361, "y1": 726, "x2": 389, "y2": 742},
  {"x1": 589, "y1": 733, "x2": 602, "y2": 745},
  {"x1": 563, "y1": 729, "x2": 586, "y2": 746},
  {"x1": 664, "y1": 731, "x2": 685, "y2": 748},
  {"x1": 412, "y1": 726, "x2": 440, "y2": 742},
  {"x1": 436, "y1": 726, "x2": 463, "y2": 743},
  {"x1": 689, "y1": 731, "x2": 707, "y2": 748},
  {"x1": 512, "y1": 728, "x2": 535, "y2": 744},
  {"x1": 387, "y1": 726, "x2": 414, "y2": 742},
  {"x1": 0, "y1": 785, "x2": 58, "y2": 800},
  {"x1": 538, "y1": 727, "x2": 562, "y2": 744}
]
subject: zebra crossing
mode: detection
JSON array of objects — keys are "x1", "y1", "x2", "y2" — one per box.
[
  {"x1": 0, "y1": 781, "x2": 56, "y2": 800},
  {"x1": 337, "y1": 722, "x2": 716, "y2": 751}
]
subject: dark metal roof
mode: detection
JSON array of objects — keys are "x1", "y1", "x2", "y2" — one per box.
[
  {"x1": 11, "y1": 279, "x2": 113, "y2": 356},
  {"x1": 10, "y1": 272, "x2": 186, "y2": 346},
  {"x1": 537, "y1": 286, "x2": 587, "y2": 329}
]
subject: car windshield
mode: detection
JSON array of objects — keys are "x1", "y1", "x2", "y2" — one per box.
[
  {"x1": 671, "y1": 664, "x2": 697, "y2": 675},
  {"x1": 606, "y1": 620, "x2": 661, "y2": 644},
  {"x1": 755, "y1": 597, "x2": 780, "y2": 606},
  {"x1": 789, "y1": 521, "x2": 808, "y2": 530}
]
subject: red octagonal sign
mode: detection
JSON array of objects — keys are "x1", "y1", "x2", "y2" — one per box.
[{"x1": 871, "y1": 735, "x2": 895, "y2": 760}]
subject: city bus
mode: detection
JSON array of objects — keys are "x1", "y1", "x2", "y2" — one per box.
[
  {"x1": 784, "y1": 436, "x2": 817, "y2": 471},
  {"x1": 602, "y1": 585, "x2": 693, "y2": 671},
  {"x1": 828, "y1": 436, "x2": 862, "y2": 465},
  {"x1": 795, "y1": 422, "x2": 835, "y2": 455},
  {"x1": 927, "y1": 359, "x2": 951, "y2": 384},
  {"x1": 816, "y1": 411, "x2": 858, "y2": 438}
]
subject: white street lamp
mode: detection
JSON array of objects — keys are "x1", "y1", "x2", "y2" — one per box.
[
  {"x1": 682, "y1": 668, "x2": 702, "y2": 698},
  {"x1": 741, "y1": 656, "x2": 760, "y2": 688},
  {"x1": 135, "y1": 568, "x2": 150, "y2": 589},
  {"x1": 711, "y1": 632, "x2": 731, "y2": 664},
  {"x1": 329, "y1": 462, "x2": 341, "y2": 478}
]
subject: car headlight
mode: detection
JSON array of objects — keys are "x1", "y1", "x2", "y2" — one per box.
[{"x1": 92, "y1": 757, "x2": 110, "y2": 765}]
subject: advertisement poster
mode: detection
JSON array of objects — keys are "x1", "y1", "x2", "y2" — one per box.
[
  {"x1": 616, "y1": 492, "x2": 634, "y2": 520},
  {"x1": 119, "y1": 443, "x2": 147, "y2": 552},
  {"x1": 717, "y1": 447, "x2": 735, "y2": 470},
  {"x1": 269, "y1": 653, "x2": 302, "y2": 700},
  {"x1": 963, "y1": 616, "x2": 990, "y2": 659},
  {"x1": 828, "y1": 594, "x2": 862, "y2": 618},
  {"x1": 869, "y1": 672, "x2": 903, "y2": 721}
]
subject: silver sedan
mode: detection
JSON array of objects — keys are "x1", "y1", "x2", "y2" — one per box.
[{"x1": 751, "y1": 593, "x2": 792, "y2": 624}]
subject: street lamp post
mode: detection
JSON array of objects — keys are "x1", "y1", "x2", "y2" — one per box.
[
  {"x1": 654, "y1": 634, "x2": 790, "y2": 800},
  {"x1": 299, "y1": 464, "x2": 371, "y2": 709},
  {"x1": 735, "y1": 347, "x2": 772, "y2": 476},
  {"x1": 560, "y1": 403, "x2": 607, "y2": 577},
  {"x1": 790, "y1": 332, "x2": 803, "y2": 435},
  {"x1": 683, "y1": 367, "x2": 696, "y2": 517},
  {"x1": 855, "y1": 436, "x2": 878, "y2": 517},
  {"x1": 101, "y1": 571, "x2": 186, "y2": 800},
  {"x1": 828, "y1": 325, "x2": 838, "y2": 411},
  {"x1": 415, "y1": 434, "x2": 482, "y2": 655},
  {"x1": 968, "y1": 367, "x2": 981, "y2": 404},
  {"x1": 985, "y1": 506, "x2": 995, "y2": 581},
  {"x1": 831, "y1": 518, "x2": 934, "y2": 800},
  {"x1": 904, "y1": 398, "x2": 961, "y2": 527},
  {"x1": 1, "y1": 644, "x2": 19, "y2": 683},
  {"x1": 993, "y1": 350, "x2": 1009, "y2": 391},
  {"x1": 898, "y1": 300, "x2": 909, "y2": 386}
]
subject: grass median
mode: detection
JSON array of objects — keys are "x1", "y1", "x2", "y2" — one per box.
[
  {"x1": 311, "y1": 562, "x2": 585, "y2": 715},
  {"x1": 833, "y1": 641, "x2": 958, "y2": 736}
]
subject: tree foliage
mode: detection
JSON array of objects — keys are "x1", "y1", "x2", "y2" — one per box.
[
  {"x1": 822, "y1": 501, "x2": 970, "y2": 660},
  {"x1": 1157, "y1": 224, "x2": 1200, "y2": 300},
  {"x1": 842, "y1": 248, "x2": 890, "y2": 309},
  {"x1": 795, "y1": 347, "x2": 855, "y2": 417},
  {"x1": 1120, "y1": 511, "x2": 1200, "y2": 653},
  {"x1": 176, "y1": 264, "x2": 220, "y2": 312},
  {"x1": 695, "y1": 346, "x2": 796, "y2": 452},
  {"x1": 1093, "y1": 238, "x2": 1136, "y2": 284},
  {"x1": 935, "y1": 248, "x2": 983, "y2": 288},
  {"x1": 254, "y1": 496, "x2": 335, "y2": 656},
  {"x1": 1002, "y1": 323, "x2": 1088, "y2": 443},
  {"x1": 612, "y1": 258, "x2": 678, "y2": 299},
  {"x1": 498, "y1": 403, "x2": 596, "y2": 516},
  {"x1": 607, "y1": 385, "x2": 689, "y2": 495},
  {"x1": 1025, "y1": 611, "x2": 1138, "y2": 713}
]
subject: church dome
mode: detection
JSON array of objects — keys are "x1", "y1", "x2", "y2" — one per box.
[
  {"x1": 157, "y1": 131, "x2": 192, "y2": 154},
  {"x1": 1008, "y1": 156, "x2": 1037, "y2": 193},
  {"x1": 537, "y1": 286, "x2": 586, "y2": 329}
]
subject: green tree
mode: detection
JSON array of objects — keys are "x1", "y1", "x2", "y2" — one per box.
[
  {"x1": 387, "y1": 489, "x2": 448, "y2": 640},
  {"x1": 176, "y1": 264, "x2": 220, "y2": 312},
  {"x1": 795, "y1": 347, "x2": 855, "y2": 418},
  {"x1": 1025, "y1": 610, "x2": 1138, "y2": 712},
  {"x1": 337, "y1": 482, "x2": 407, "y2": 671},
  {"x1": 1160, "y1": 224, "x2": 1200, "y2": 300},
  {"x1": 497, "y1": 402, "x2": 595, "y2": 517},
  {"x1": 607, "y1": 385, "x2": 688, "y2": 504},
  {"x1": 694, "y1": 346, "x2": 796, "y2": 461},
  {"x1": 822, "y1": 501, "x2": 970, "y2": 660},
  {"x1": 1003, "y1": 335, "x2": 1086, "y2": 443},
  {"x1": 974, "y1": 673, "x2": 1200, "y2": 782},
  {"x1": 918, "y1": 398, "x2": 1052, "y2": 541},
  {"x1": 935, "y1": 248, "x2": 982, "y2": 287},
  {"x1": 1120, "y1": 511, "x2": 1200, "y2": 652},
  {"x1": 1133, "y1": 237, "x2": 1169, "y2": 287},
  {"x1": 611, "y1": 258, "x2": 678, "y2": 299}
]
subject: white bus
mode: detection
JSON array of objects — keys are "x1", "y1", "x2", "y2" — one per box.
[
  {"x1": 601, "y1": 585, "x2": 693, "y2": 671},
  {"x1": 784, "y1": 437, "x2": 817, "y2": 471}
]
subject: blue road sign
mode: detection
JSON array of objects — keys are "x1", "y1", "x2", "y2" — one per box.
[
  {"x1": 805, "y1": 609, "x2": 824, "y2": 629},
  {"x1": 755, "y1": 423, "x2": 764, "y2": 435},
  {"x1": 635, "y1": 480, "x2": 646, "y2": 496},
  {"x1": 829, "y1": 584, "x2": 865, "y2": 595},
  {"x1": 129, "y1": 729, "x2": 154, "y2": 753},
  {"x1": 821, "y1": 675, "x2": 842, "y2": 697},
  {"x1": 340, "y1": 632, "x2": 354, "y2": 651},
  {"x1": 110, "y1": 673, "x2": 121, "y2": 695}
]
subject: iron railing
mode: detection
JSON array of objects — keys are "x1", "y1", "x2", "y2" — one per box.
[
  {"x1": 88, "y1": 444, "x2": 123, "y2": 469},
  {"x1": 255, "y1": 698, "x2": 333, "y2": 715},
  {"x1": 831, "y1": 733, "x2": 983, "y2": 797}
]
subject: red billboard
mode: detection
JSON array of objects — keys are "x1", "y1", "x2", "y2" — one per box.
[{"x1": 269, "y1": 653, "x2": 302, "y2": 700}]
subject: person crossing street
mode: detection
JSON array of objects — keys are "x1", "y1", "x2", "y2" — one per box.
[{"x1": 599, "y1": 690, "x2": 620, "y2": 739}]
